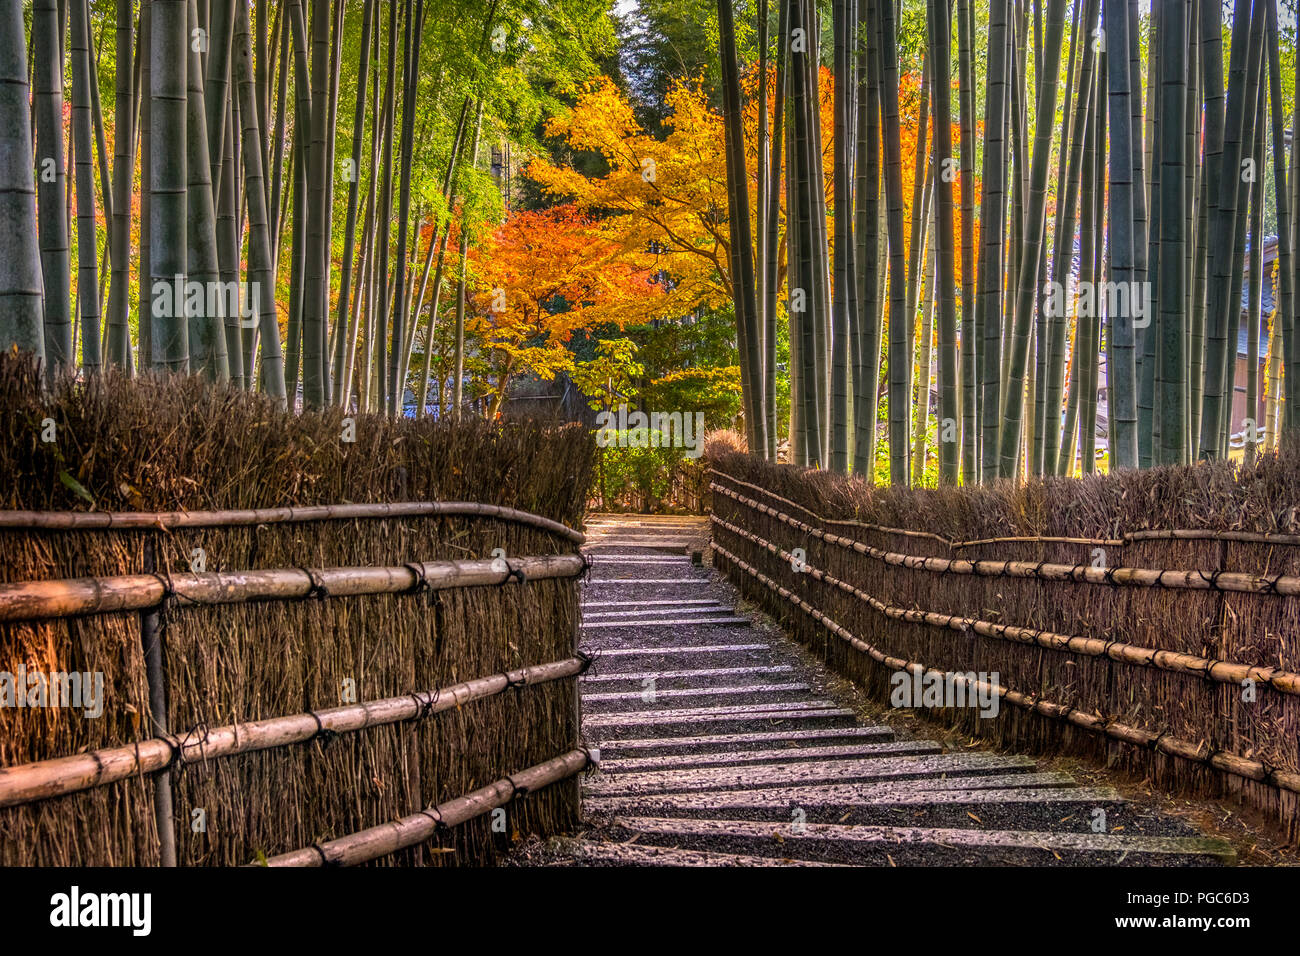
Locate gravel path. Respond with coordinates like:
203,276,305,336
522,518,1236,867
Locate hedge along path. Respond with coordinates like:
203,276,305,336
709,539,1300,797
711,468,1300,550
0,553,587,622
710,514,1300,696
0,657,590,809
0,497,591,865
710,480,1300,597
0,500,586,545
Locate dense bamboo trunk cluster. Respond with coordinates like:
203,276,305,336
728,0,1298,482
0,0,529,415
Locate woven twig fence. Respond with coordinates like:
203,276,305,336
709,454,1300,843
0,361,598,865
0,514,592,867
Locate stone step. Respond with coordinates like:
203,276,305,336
585,578,713,586
584,539,696,551
607,816,1238,866
582,606,734,621
581,599,724,610
559,843,845,867
581,665,794,686
584,558,695,567
593,726,896,757
581,616,750,630
583,787,1140,833
584,704,858,737
584,752,1038,796
581,682,812,710
583,772,1082,816
598,739,942,774
583,644,771,660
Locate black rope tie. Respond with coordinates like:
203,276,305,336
414,688,440,720
505,774,529,801
503,670,528,691
575,649,596,676
309,712,340,747
301,567,330,601
405,562,438,605
498,563,527,586
420,807,449,832
169,721,210,779
309,843,334,867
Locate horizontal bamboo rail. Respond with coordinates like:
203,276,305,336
710,469,954,544
259,749,593,866
0,658,587,809
712,514,1300,695
0,500,585,544
0,553,587,622
711,481,1300,597
711,468,1300,550
711,539,1300,795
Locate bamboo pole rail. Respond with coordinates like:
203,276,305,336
0,553,587,622
710,539,1300,795
0,658,587,809
0,500,585,544
711,481,1300,597
712,513,1300,695
711,468,1300,550
258,749,593,866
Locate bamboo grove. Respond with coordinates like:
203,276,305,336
0,0,610,413
716,0,1300,483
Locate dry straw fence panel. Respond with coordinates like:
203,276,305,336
708,448,1300,843
0,360,597,866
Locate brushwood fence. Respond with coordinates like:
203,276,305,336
0,359,597,866
709,450,1300,842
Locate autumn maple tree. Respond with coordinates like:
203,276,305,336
467,204,662,416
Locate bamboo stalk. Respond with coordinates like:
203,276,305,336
0,554,586,623
0,658,585,810
140,538,177,867
711,481,1300,597
711,540,1300,795
259,749,592,866
712,513,1300,695
0,500,584,543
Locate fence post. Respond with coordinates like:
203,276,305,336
140,536,177,867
